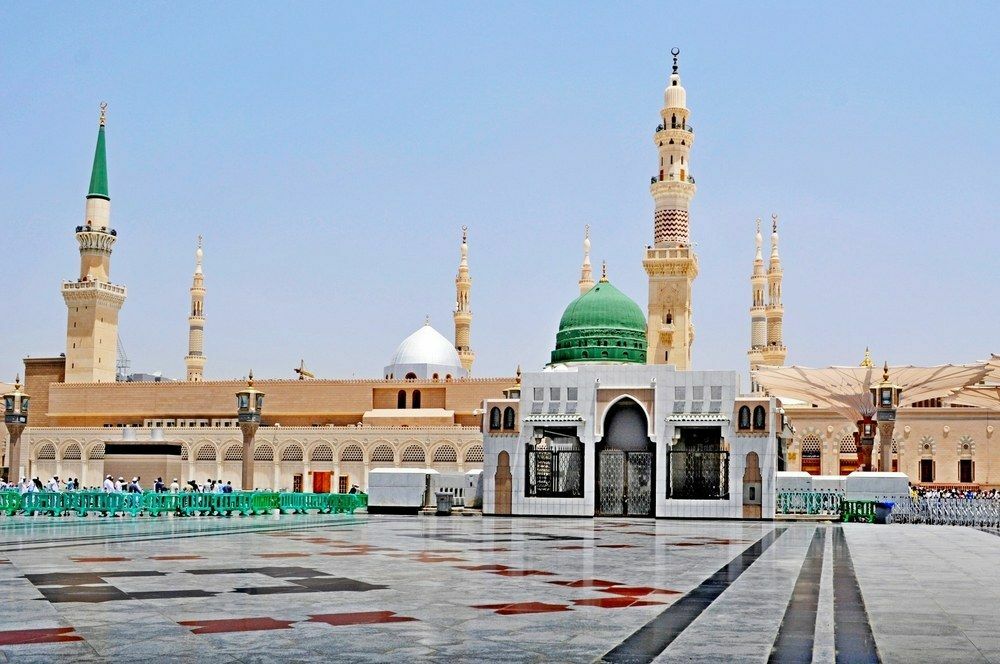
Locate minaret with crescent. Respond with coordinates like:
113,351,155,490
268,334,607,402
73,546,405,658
185,236,207,381
453,226,475,373
643,48,698,369
62,103,127,383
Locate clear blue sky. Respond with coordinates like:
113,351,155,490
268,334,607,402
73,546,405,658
1,2,997,384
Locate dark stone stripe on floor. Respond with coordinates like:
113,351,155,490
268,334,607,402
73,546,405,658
768,527,826,663
601,527,786,664
833,527,880,664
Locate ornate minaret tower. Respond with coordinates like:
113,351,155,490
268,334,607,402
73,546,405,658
453,226,475,373
762,214,787,367
644,48,698,369
185,236,206,381
748,219,767,393
61,103,127,383
578,224,595,295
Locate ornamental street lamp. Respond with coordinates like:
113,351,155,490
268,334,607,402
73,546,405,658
3,375,29,482
872,362,902,473
855,417,876,472
236,370,264,490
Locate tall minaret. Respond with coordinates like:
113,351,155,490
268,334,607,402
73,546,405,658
453,225,475,373
61,103,127,383
762,214,787,367
185,236,206,381
644,48,699,369
748,219,766,393
578,224,595,295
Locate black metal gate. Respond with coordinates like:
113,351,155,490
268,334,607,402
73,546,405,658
598,450,653,516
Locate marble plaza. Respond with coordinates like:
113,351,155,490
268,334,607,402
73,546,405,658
0,514,998,662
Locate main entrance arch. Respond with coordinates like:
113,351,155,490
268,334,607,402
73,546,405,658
597,398,654,516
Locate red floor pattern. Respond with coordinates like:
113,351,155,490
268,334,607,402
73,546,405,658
70,556,130,563
307,611,417,626
254,552,312,558
148,555,204,561
472,601,572,615
549,579,621,588
571,596,665,608
0,627,83,646
179,617,296,634
599,586,682,597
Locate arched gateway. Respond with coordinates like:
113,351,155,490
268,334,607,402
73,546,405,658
597,398,654,516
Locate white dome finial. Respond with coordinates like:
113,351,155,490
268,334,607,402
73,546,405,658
194,235,203,274
754,218,763,261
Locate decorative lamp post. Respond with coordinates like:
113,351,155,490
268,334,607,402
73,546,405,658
3,375,29,482
872,362,902,473
236,371,264,490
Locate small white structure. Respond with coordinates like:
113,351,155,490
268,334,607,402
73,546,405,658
367,468,438,513
845,471,909,503
384,322,468,380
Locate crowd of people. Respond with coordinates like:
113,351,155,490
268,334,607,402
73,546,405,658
911,484,1000,501
0,475,237,495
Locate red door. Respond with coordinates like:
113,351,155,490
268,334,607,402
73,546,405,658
313,471,332,494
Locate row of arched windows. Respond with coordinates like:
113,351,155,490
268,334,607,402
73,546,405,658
489,406,517,431
397,390,421,409
737,405,767,431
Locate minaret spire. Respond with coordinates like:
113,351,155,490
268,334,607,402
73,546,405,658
62,103,126,383
762,213,787,369
185,236,207,381
748,218,767,393
578,225,595,294
644,48,698,369
453,225,475,373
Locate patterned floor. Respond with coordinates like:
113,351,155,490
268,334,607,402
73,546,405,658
0,514,997,662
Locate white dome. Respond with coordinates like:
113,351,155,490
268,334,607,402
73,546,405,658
384,323,466,379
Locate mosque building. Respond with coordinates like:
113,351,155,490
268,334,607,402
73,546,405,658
3,50,997,502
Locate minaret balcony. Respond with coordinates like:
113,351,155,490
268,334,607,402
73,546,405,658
649,178,696,196
75,228,118,253
655,123,694,134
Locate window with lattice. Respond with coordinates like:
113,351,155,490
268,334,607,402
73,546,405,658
402,446,425,463
224,445,243,461
433,445,458,463
281,446,304,462
180,446,188,460
63,445,82,460
341,445,363,462
37,444,56,460
801,435,821,458
464,445,484,463
196,445,217,461
90,443,106,460
311,445,334,462
371,445,394,463
254,445,274,461
840,435,856,454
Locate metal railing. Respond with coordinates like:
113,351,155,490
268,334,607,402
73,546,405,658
650,175,696,185
656,124,694,133
0,490,367,517
888,498,1000,527
776,490,842,516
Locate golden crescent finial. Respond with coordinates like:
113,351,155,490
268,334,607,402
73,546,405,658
461,225,467,242
99,102,108,127
247,369,254,387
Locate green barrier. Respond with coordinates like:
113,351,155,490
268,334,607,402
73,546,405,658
841,500,877,523
0,490,364,518
0,491,23,516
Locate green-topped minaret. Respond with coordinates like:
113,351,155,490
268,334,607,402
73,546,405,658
87,104,109,200
550,262,648,366
61,102,127,383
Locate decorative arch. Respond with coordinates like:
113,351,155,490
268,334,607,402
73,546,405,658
752,405,766,430
503,407,516,430
432,444,458,463
413,390,422,409
397,390,406,409
920,435,936,455
371,444,395,464
195,444,217,461
464,444,484,463
738,406,751,429
401,444,426,463
489,407,501,430
35,442,56,460
958,435,975,456
801,434,821,457
254,444,275,461
281,444,304,462
87,442,106,460
600,396,652,448
598,394,653,441
62,443,82,460
340,444,364,462
311,444,334,462
223,445,243,461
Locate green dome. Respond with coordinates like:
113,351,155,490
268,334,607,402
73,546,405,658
550,279,648,365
